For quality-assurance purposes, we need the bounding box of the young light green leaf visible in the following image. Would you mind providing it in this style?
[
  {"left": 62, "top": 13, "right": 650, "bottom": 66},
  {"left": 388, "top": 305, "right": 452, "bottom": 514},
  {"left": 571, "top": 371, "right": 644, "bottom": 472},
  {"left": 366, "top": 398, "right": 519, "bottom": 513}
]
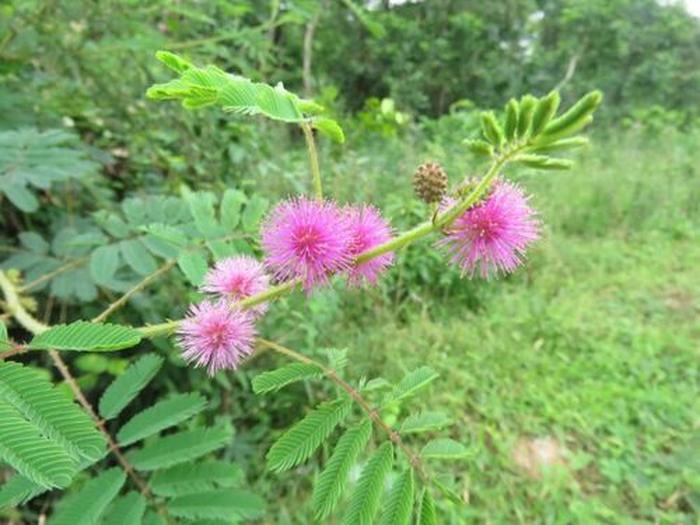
[
  {"left": 417, "top": 489, "right": 437, "bottom": 525},
  {"left": 29, "top": 321, "right": 142, "bottom": 352},
  {"left": 167, "top": 488, "right": 265, "bottom": 521},
  {"left": 480, "top": 111, "right": 504, "bottom": 147},
  {"left": 128, "top": 424, "right": 233, "bottom": 471},
  {"left": 542, "top": 90, "right": 603, "bottom": 139},
  {"left": 514, "top": 154, "right": 573, "bottom": 170},
  {"left": 342, "top": 442, "right": 393, "bottom": 525},
  {"left": 102, "top": 492, "right": 146, "bottom": 525},
  {"left": 313, "top": 117, "right": 346, "bottom": 144},
  {"left": 516, "top": 95, "right": 537, "bottom": 138},
  {"left": 528, "top": 136, "right": 589, "bottom": 153},
  {"left": 267, "top": 399, "right": 352, "bottom": 473},
  {"left": 0, "top": 474, "right": 47, "bottom": 510},
  {"left": 48, "top": 468, "right": 125, "bottom": 525},
  {"left": 177, "top": 250, "right": 208, "bottom": 286},
  {"left": 464, "top": 139, "right": 494, "bottom": 157},
  {"left": 421, "top": 438, "right": 471, "bottom": 459},
  {"left": 117, "top": 393, "right": 207, "bottom": 446},
  {"left": 504, "top": 99, "right": 519, "bottom": 141},
  {"left": 99, "top": 354, "right": 164, "bottom": 420},
  {"left": 388, "top": 366, "right": 439, "bottom": 404},
  {"left": 400, "top": 411, "right": 452, "bottom": 434},
  {"left": 155, "top": 50, "right": 194, "bottom": 73},
  {"left": 530, "top": 91, "right": 561, "bottom": 137},
  {"left": 312, "top": 420, "right": 372, "bottom": 519},
  {"left": 0, "top": 320, "right": 8, "bottom": 349},
  {"left": 0, "top": 399, "right": 77, "bottom": 489},
  {"left": 252, "top": 363, "right": 322, "bottom": 395},
  {"left": 379, "top": 469, "right": 414, "bottom": 525},
  {"left": 150, "top": 461, "right": 243, "bottom": 497}
]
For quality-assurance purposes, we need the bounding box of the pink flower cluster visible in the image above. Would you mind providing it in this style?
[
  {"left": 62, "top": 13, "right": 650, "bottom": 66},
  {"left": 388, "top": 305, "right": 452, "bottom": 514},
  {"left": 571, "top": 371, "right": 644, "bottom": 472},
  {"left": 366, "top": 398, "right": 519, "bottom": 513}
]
[{"left": 178, "top": 198, "right": 394, "bottom": 375}]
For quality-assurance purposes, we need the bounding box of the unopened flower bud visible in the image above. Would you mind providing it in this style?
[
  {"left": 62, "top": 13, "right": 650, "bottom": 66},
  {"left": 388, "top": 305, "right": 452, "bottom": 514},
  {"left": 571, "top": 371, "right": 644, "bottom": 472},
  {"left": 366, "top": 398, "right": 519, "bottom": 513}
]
[{"left": 413, "top": 162, "right": 448, "bottom": 204}]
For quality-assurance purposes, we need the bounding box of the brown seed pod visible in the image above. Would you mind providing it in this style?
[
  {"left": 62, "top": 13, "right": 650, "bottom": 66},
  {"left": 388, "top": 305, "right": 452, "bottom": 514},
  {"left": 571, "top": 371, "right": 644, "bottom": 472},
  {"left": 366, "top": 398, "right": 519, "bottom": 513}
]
[{"left": 413, "top": 162, "right": 448, "bottom": 204}]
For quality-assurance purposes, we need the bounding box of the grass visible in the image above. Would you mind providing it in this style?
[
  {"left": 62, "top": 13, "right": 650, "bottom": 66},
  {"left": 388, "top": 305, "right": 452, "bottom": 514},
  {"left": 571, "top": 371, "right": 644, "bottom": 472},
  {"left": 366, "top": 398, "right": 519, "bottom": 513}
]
[{"left": 261, "top": 127, "right": 700, "bottom": 523}]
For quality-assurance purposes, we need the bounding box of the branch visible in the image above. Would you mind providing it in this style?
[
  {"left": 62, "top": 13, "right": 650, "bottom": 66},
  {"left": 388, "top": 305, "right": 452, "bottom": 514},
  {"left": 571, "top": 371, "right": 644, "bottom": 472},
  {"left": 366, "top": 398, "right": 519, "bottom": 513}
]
[
  {"left": 257, "top": 338, "right": 429, "bottom": 483},
  {"left": 18, "top": 257, "right": 89, "bottom": 294},
  {"left": 92, "top": 259, "right": 176, "bottom": 323}
]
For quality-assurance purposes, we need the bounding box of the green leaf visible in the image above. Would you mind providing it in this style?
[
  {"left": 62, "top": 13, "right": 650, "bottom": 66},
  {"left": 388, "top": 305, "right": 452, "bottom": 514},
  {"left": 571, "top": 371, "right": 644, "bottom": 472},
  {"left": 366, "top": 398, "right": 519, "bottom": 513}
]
[
  {"left": 388, "top": 367, "right": 439, "bottom": 404},
  {"left": 120, "top": 239, "right": 158, "bottom": 276},
  {"left": 177, "top": 250, "right": 208, "bottom": 286},
  {"left": 313, "top": 117, "right": 346, "bottom": 144},
  {"left": 184, "top": 190, "right": 221, "bottom": 238},
  {"left": 102, "top": 492, "right": 146, "bottom": 525},
  {"left": 542, "top": 90, "right": 603, "bottom": 139},
  {"left": 150, "top": 461, "right": 243, "bottom": 497},
  {"left": 89, "top": 244, "right": 121, "bottom": 285},
  {"left": 313, "top": 421, "right": 372, "bottom": 519},
  {"left": 0, "top": 399, "right": 76, "bottom": 488},
  {"left": 252, "top": 363, "right": 322, "bottom": 395},
  {"left": 155, "top": 50, "right": 194, "bottom": 73},
  {"left": 167, "top": 489, "right": 265, "bottom": 521},
  {"left": 142, "top": 223, "right": 189, "bottom": 248},
  {"left": 241, "top": 195, "right": 268, "bottom": 232},
  {"left": 417, "top": 489, "right": 437, "bottom": 525},
  {"left": 220, "top": 189, "right": 246, "bottom": 229},
  {"left": 0, "top": 474, "right": 46, "bottom": 510},
  {"left": 19, "top": 232, "right": 49, "bottom": 254},
  {"left": 267, "top": 399, "right": 352, "bottom": 473},
  {"left": 0, "top": 320, "right": 8, "bottom": 349},
  {"left": 464, "top": 139, "right": 493, "bottom": 157},
  {"left": 29, "top": 321, "right": 142, "bottom": 352},
  {"left": 48, "top": 468, "right": 125, "bottom": 525},
  {"left": 0, "top": 361, "right": 105, "bottom": 461},
  {"left": 343, "top": 442, "right": 393, "bottom": 525},
  {"left": 148, "top": 54, "right": 307, "bottom": 123},
  {"left": 480, "top": 111, "right": 504, "bottom": 147},
  {"left": 3, "top": 183, "right": 39, "bottom": 212},
  {"left": 117, "top": 393, "right": 207, "bottom": 446},
  {"left": 514, "top": 154, "right": 573, "bottom": 170},
  {"left": 504, "top": 99, "right": 519, "bottom": 141},
  {"left": 421, "top": 438, "right": 471, "bottom": 459},
  {"left": 379, "top": 469, "right": 414, "bottom": 525},
  {"left": 528, "top": 136, "right": 589, "bottom": 153},
  {"left": 99, "top": 354, "right": 164, "bottom": 420},
  {"left": 400, "top": 411, "right": 452, "bottom": 434},
  {"left": 128, "top": 423, "right": 233, "bottom": 471},
  {"left": 516, "top": 95, "right": 537, "bottom": 138},
  {"left": 530, "top": 91, "right": 561, "bottom": 137}
]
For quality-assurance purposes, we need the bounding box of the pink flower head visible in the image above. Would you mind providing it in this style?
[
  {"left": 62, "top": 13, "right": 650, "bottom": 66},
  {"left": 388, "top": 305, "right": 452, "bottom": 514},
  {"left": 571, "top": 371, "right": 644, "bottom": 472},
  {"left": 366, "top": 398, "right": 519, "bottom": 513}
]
[
  {"left": 438, "top": 181, "right": 540, "bottom": 278},
  {"left": 177, "top": 300, "right": 256, "bottom": 375},
  {"left": 200, "top": 256, "right": 269, "bottom": 317},
  {"left": 345, "top": 205, "right": 394, "bottom": 287},
  {"left": 261, "top": 197, "right": 352, "bottom": 291}
]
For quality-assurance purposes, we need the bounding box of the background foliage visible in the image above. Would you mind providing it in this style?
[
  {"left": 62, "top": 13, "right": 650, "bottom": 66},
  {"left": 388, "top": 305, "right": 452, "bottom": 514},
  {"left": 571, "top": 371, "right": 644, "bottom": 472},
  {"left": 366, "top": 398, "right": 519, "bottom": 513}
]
[{"left": 1, "top": 0, "right": 699, "bottom": 523}]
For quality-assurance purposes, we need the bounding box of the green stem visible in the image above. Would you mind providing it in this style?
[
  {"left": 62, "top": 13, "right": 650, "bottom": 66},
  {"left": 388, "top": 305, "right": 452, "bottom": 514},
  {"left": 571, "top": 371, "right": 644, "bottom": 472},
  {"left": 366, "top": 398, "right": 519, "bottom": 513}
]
[{"left": 301, "top": 122, "right": 323, "bottom": 199}]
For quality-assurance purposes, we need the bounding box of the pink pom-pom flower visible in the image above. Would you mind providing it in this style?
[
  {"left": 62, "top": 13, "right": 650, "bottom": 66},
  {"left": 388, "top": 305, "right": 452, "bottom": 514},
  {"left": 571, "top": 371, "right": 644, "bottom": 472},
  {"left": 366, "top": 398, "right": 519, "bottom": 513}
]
[
  {"left": 177, "top": 300, "right": 256, "bottom": 375},
  {"left": 200, "top": 256, "right": 269, "bottom": 317},
  {"left": 345, "top": 205, "right": 394, "bottom": 287},
  {"left": 261, "top": 197, "right": 353, "bottom": 291},
  {"left": 438, "top": 181, "right": 540, "bottom": 278}
]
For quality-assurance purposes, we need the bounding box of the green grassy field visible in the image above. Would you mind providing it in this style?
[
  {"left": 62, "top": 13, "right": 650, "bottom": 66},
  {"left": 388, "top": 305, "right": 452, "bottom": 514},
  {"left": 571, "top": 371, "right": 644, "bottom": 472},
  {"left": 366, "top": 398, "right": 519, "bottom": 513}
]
[{"left": 259, "top": 129, "right": 700, "bottom": 523}]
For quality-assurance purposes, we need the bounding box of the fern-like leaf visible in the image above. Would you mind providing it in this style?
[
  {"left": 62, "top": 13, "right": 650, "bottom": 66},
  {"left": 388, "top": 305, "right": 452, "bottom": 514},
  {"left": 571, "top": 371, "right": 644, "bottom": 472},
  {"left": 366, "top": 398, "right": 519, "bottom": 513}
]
[
  {"left": 0, "top": 474, "right": 46, "bottom": 510},
  {"left": 149, "top": 461, "right": 243, "bottom": 497},
  {"left": 388, "top": 367, "right": 439, "bottom": 404},
  {"left": 101, "top": 491, "right": 146, "bottom": 525},
  {"left": 167, "top": 489, "right": 265, "bottom": 521},
  {"left": 379, "top": 469, "right": 414, "bottom": 525},
  {"left": 48, "top": 468, "right": 125, "bottom": 525},
  {"left": 99, "top": 354, "right": 163, "bottom": 420},
  {"left": 399, "top": 411, "right": 452, "bottom": 434},
  {"left": 312, "top": 420, "right": 372, "bottom": 519},
  {"left": 128, "top": 423, "right": 232, "bottom": 471},
  {"left": 29, "top": 321, "right": 142, "bottom": 352},
  {"left": 266, "top": 399, "right": 351, "bottom": 473},
  {"left": 0, "top": 361, "right": 105, "bottom": 461},
  {"left": 0, "top": 399, "right": 77, "bottom": 488},
  {"left": 417, "top": 489, "right": 437, "bottom": 525},
  {"left": 252, "top": 363, "right": 322, "bottom": 394},
  {"left": 342, "top": 442, "right": 394, "bottom": 525},
  {"left": 117, "top": 393, "right": 207, "bottom": 446}
]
